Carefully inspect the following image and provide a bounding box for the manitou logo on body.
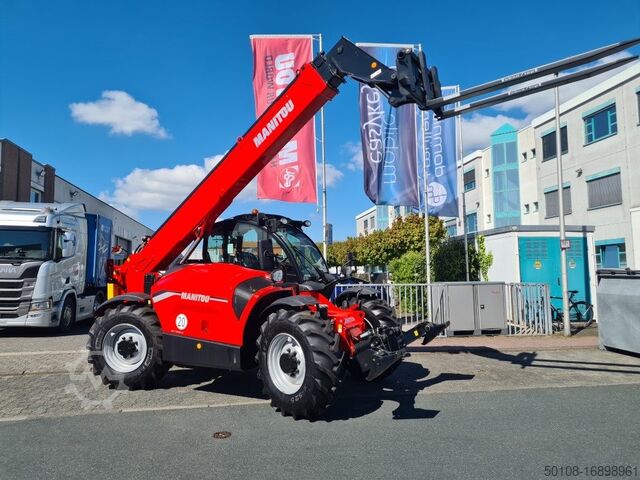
[253,100,294,148]
[180,292,210,303]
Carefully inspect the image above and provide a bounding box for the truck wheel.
[87,304,168,390]
[345,297,404,382]
[92,291,105,316]
[57,296,76,333]
[256,309,341,420]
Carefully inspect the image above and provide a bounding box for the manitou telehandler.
[88,36,639,419]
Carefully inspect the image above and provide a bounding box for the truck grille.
[0,278,34,319]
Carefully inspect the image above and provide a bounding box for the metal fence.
[505,283,552,335]
[335,281,552,336]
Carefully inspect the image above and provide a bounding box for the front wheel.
[57,296,76,333]
[87,304,168,390]
[256,309,341,419]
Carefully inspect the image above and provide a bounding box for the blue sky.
[1,0,639,241]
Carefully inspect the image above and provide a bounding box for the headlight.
[30,299,52,311]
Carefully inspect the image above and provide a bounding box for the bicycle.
[550,290,594,332]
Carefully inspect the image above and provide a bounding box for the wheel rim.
[102,323,148,373]
[267,333,306,395]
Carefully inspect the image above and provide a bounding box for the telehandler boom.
[89,36,639,419]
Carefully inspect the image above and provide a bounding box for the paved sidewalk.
[409,325,600,352]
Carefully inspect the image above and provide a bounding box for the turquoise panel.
[518,236,590,313]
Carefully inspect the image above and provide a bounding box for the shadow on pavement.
[322,361,474,422]
[0,321,92,338]
[439,347,640,375]
[158,361,475,421]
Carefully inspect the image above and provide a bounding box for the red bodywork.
[106,53,372,362]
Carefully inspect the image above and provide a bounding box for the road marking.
[0,416,29,423]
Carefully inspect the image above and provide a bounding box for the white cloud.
[341,141,363,171]
[99,154,258,216]
[318,162,344,187]
[461,113,528,152]
[70,90,169,139]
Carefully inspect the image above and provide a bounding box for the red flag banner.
[250,35,317,203]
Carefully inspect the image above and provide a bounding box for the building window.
[587,171,622,209]
[486,214,492,224]
[484,168,489,178]
[363,219,368,230]
[521,152,527,162]
[370,216,376,230]
[636,91,640,123]
[544,186,572,218]
[533,201,539,212]
[596,241,626,269]
[466,212,478,233]
[584,104,617,144]
[492,137,520,227]
[463,169,476,192]
[531,148,536,158]
[30,189,42,203]
[524,203,530,215]
[446,224,457,237]
[542,126,568,161]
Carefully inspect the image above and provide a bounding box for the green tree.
[388,250,426,283]
[433,239,481,281]
[476,235,494,281]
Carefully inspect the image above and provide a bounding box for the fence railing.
[334,281,552,336]
[506,283,552,335]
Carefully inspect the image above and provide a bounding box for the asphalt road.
[1,325,640,479]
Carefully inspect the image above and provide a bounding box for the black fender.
[334,287,381,308]
[94,292,150,317]
[264,294,318,313]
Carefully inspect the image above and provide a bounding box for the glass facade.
[491,124,521,227]
[466,212,478,233]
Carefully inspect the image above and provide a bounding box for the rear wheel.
[87,304,168,390]
[344,297,404,381]
[256,309,341,419]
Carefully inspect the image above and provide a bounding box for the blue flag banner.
[422,85,459,217]
[358,45,420,208]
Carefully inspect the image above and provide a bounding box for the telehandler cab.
[88,36,639,419]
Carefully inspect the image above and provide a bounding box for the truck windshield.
[0,228,52,261]
[275,226,328,281]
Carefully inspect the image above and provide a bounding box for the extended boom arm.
[113,36,640,294]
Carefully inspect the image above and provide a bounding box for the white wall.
[485,232,520,283]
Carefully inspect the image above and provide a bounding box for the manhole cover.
[212,431,232,439]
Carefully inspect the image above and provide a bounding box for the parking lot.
[1,323,640,479]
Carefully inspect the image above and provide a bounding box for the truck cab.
[0,202,110,330]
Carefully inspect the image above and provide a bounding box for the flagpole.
[457,111,470,281]
[318,33,329,258]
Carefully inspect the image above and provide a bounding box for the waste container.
[596,269,640,354]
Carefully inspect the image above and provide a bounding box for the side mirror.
[258,238,274,271]
[270,267,285,284]
[61,231,76,258]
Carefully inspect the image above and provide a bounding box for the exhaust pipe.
[403,321,450,345]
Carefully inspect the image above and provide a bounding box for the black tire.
[92,291,106,316]
[87,304,168,390]
[256,309,341,419]
[344,297,404,382]
[57,296,76,333]
[570,301,593,322]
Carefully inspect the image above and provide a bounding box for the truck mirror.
[61,231,76,258]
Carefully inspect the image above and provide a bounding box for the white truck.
[0,202,112,331]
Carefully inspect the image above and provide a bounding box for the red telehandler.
[88,37,639,419]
